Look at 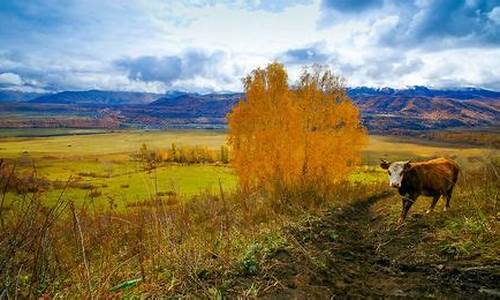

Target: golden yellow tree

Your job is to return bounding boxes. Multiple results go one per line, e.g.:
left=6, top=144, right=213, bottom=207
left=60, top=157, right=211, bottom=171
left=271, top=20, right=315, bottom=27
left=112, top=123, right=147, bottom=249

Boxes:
left=228, top=63, right=367, bottom=194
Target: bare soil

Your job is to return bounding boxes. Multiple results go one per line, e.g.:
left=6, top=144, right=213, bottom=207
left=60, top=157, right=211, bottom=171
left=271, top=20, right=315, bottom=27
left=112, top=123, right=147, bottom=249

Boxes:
left=229, top=192, right=500, bottom=298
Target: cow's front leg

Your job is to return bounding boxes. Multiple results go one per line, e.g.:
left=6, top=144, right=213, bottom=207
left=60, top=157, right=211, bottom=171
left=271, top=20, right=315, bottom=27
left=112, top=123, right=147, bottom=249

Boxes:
left=398, top=196, right=415, bottom=225
left=426, top=195, right=440, bottom=214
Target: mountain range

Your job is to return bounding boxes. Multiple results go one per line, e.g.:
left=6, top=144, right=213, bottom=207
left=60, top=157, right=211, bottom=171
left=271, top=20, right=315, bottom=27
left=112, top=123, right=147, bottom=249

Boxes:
left=0, top=90, right=46, bottom=102
left=30, top=90, right=162, bottom=105
left=0, top=86, right=498, bottom=132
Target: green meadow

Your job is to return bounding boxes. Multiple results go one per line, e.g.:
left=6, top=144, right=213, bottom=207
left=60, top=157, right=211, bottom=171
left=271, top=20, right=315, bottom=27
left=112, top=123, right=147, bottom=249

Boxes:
left=0, top=128, right=496, bottom=208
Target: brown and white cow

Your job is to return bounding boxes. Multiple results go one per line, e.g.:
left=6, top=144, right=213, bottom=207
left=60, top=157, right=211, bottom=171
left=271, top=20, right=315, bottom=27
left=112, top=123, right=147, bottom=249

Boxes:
left=380, top=157, right=460, bottom=224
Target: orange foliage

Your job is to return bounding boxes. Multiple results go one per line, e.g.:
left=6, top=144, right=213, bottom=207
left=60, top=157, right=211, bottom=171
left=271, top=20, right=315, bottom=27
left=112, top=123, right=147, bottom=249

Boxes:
left=228, top=63, right=367, bottom=193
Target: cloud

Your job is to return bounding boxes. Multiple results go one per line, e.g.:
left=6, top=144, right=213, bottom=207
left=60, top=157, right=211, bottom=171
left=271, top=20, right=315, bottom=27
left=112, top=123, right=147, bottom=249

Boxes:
left=363, top=57, right=423, bottom=87
left=321, top=0, right=500, bottom=48
left=0, top=69, right=48, bottom=92
left=323, top=49, right=426, bottom=88
left=115, top=56, right=182, bottom=84
left=0, top=0, right=499, bottom=92
left=114, top=49, right=243, bottom=92
left=391, top=0, right=500, bottom=47
left=321, top=0, right=383, bottom=13
left=174, top=0, right=313, bottom=13
left=240, top=0, right=313, bottom=13
left=278, top=43, right=331, bottom=65
left=490, top=6, right=500, bottom=24
left=0, top=72, right=23, bottom=87
left=318, top=0, right=385, bottom=27
left=364, top=55, right=423, bottom=79
left=276, top=44, right=427, bottom=89
left=0, top=50, right=168, bottom=93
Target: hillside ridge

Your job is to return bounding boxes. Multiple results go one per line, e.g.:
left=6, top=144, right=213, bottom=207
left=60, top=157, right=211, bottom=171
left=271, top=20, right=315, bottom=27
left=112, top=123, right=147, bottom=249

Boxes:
left=0, top=87, right=498, bottom=131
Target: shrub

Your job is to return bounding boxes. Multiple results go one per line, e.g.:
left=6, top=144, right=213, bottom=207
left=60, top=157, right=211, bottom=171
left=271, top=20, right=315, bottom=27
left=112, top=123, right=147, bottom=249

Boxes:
left=239, top=243, right=263, bottom=276
left=228, top=63, right=367, bottom=194
left=89, top=188, right=102, bottom=198
left=131, top=143, right=230, bottom=165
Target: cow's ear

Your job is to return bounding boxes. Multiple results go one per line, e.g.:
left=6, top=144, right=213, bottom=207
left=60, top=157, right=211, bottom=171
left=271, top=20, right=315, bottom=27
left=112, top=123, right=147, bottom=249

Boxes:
left=380, top=159, right=391, bottom=170
left=403, top=160, right=412, bottom=170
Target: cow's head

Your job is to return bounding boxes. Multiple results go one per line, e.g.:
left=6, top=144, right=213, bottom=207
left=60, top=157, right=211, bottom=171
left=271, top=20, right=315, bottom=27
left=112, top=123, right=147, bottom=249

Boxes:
left=380, top=159, right=411, bottom=188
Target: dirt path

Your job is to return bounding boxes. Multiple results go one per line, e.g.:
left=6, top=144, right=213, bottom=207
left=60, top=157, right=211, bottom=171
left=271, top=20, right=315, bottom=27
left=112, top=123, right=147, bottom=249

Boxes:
left=230, top=192, right=500, bottom=298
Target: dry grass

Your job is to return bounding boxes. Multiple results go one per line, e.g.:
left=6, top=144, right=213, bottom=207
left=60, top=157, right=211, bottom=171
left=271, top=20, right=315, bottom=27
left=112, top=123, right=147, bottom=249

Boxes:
left=0, top=159, right=386, bottom=298
left=0, top=131, right=497, bottom=298
left=378, top=155, right=499, bottom=264
left=417, top=129, right=500, bottom=148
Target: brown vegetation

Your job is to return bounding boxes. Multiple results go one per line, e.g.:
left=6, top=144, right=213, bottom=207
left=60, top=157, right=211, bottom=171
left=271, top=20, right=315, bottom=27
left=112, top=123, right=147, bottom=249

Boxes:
left=0, top=156, right=497, bottom=298
left=228, top=63, right=367, bottom=194
left=0, top=159, right=384, bottom=298
left=227, top=159, right=499, bottom=297
left=417, top=129, right=500, bottom=148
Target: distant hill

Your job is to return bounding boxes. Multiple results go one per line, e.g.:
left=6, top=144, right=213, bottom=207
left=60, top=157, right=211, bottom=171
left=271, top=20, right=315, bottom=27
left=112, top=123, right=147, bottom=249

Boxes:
left=30, top=90, right=164, bottom=106
left=149, top=92, right=244, bottom=117
left=148, top=87, right=499, bottom=129
left=0, top=90, right=46, bottom=102
left=348, top=87, right=500, bottom=131
left=1, top=87, right=498, bottom=131
left=348, top=86, right=500, bottom=99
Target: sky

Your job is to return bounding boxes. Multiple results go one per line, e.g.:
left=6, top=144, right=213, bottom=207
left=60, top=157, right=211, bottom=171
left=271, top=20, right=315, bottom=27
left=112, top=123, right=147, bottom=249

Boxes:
left=0, top=0, right=499, bottom=93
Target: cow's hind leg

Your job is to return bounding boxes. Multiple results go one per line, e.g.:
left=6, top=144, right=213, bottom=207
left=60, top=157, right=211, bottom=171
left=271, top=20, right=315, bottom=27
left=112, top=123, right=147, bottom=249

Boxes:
left=445, top=169, right=459, bottom=212
left=426, top=195, right=440, bottom=214
left=444, top=187, right=454, bottom=212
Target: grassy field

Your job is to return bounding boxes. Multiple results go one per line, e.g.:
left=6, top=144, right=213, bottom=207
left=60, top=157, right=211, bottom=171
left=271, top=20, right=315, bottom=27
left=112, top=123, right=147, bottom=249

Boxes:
left=0, top=128, right=496, bottom=208
left=1, top=128, right=493, bottom=160
left=0, top=128, right=498, bottom=298
left=0, top=129, right=227, bottom=158
left=0, top=129, right=234, bottom=207
left=0, top=128, right=109, bottom=138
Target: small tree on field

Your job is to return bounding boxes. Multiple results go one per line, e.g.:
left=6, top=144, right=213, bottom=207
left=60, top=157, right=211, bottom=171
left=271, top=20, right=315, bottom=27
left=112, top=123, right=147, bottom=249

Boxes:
left=227, top=63, right=367, bottom=194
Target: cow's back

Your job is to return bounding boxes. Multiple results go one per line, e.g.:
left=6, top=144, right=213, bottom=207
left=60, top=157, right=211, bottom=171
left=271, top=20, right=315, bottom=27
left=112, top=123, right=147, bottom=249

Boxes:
left=411, top=158, right=459, bottom=194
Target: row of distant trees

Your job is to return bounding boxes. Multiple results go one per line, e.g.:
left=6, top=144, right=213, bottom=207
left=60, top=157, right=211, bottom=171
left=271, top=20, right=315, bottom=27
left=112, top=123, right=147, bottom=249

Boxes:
left=131, top=143, right=230, bottom=171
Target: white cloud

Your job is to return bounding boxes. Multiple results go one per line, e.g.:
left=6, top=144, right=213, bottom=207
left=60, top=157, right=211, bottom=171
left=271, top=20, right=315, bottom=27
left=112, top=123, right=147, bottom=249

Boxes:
left=0, top=72, right=23, bottom=85
left=489, top=7, right=500, bottom=24
left=0, top=0, right=499, bottom=92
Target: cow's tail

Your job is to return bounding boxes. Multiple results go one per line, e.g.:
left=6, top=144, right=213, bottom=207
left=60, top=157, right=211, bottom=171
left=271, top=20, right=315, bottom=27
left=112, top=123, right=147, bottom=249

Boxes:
left=452, top=163, right=460, bottom=185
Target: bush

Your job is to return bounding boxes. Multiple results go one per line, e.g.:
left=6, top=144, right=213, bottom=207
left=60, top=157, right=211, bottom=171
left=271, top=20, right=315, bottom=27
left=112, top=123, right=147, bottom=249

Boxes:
left=239, top=243, right=262, bottom=276
left=131, top=143, right=230, bottom=166
left=228, top=63, right=367, bottom=194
